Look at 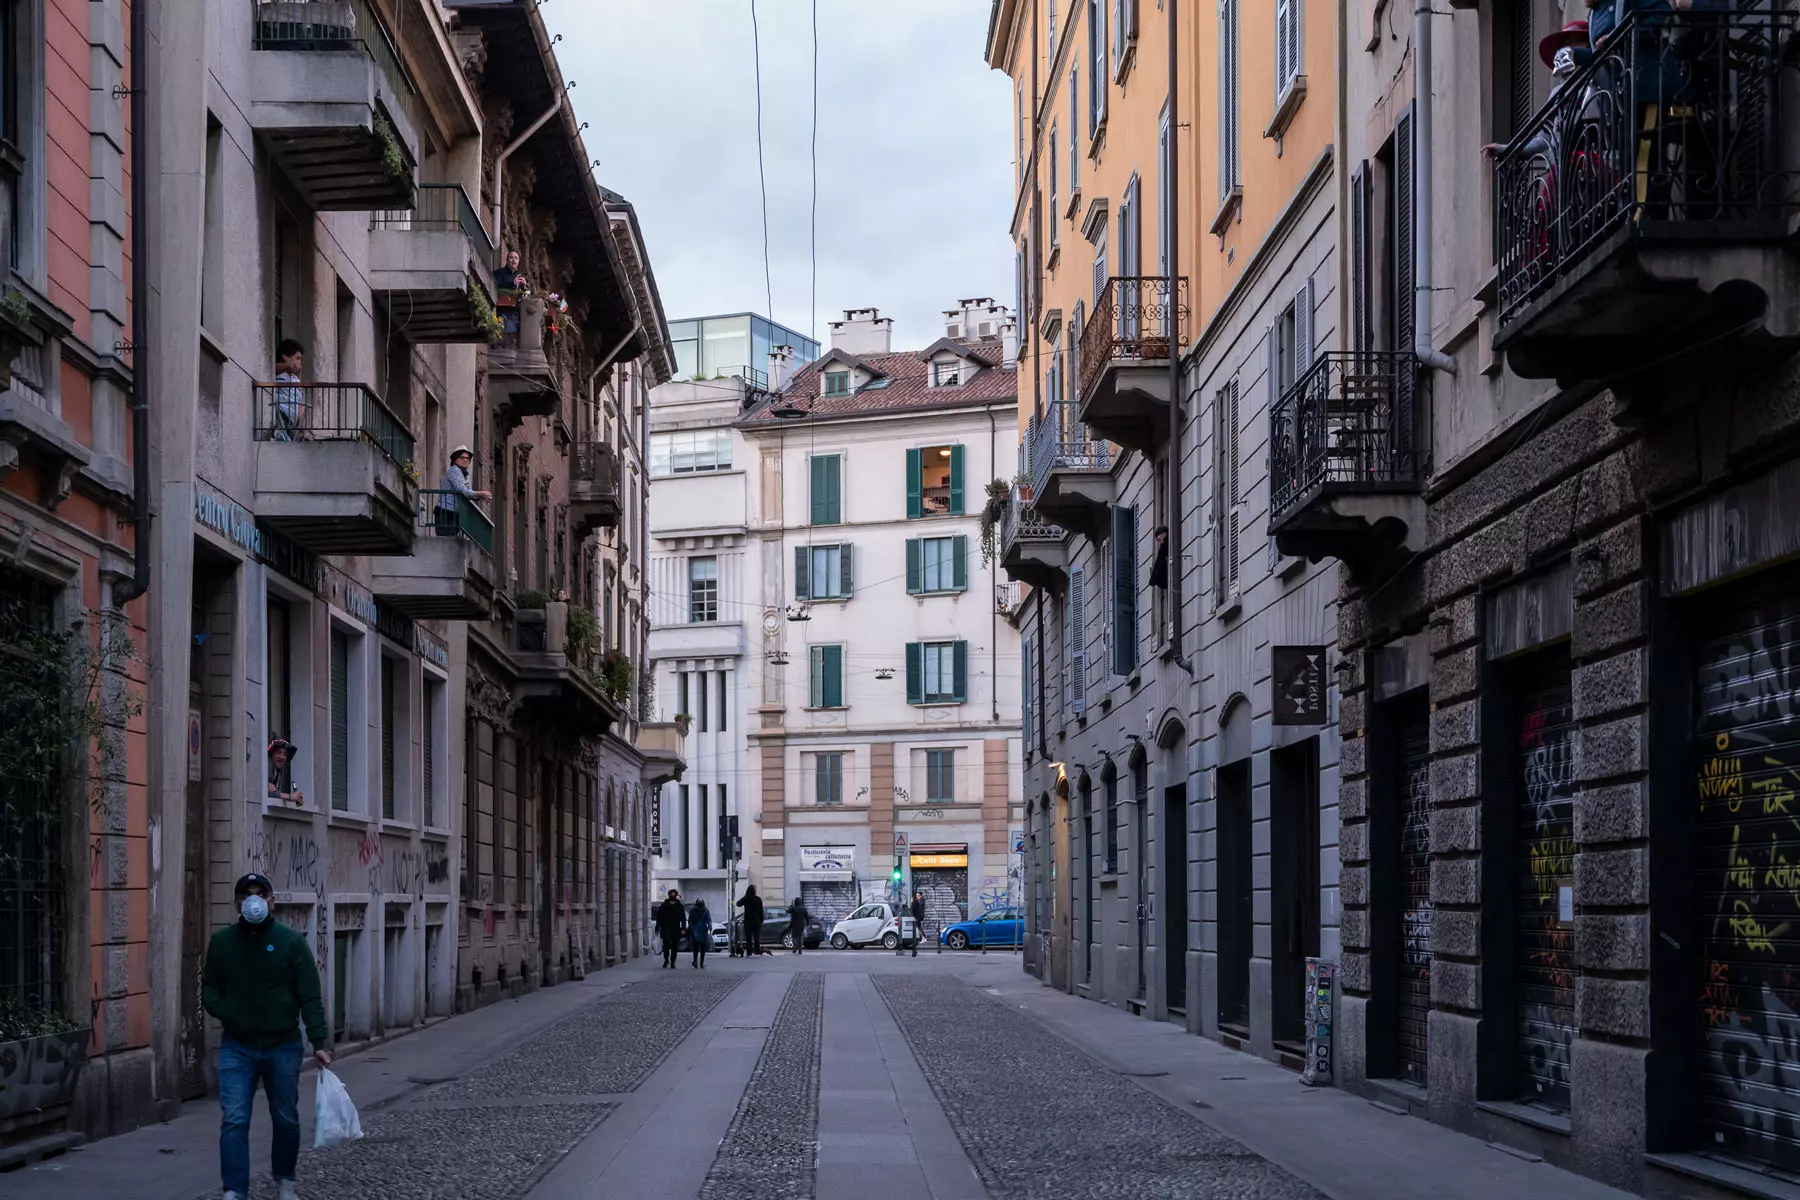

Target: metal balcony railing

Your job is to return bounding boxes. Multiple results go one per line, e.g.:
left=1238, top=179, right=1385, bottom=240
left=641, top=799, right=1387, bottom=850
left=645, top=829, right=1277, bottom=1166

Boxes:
left=372, top=183, right=494, bottom=254
left=999, top=484, right=1065, bottom=553
left=250, top=0, right=422, bottom=132
left=416, top=490, right=494, bottom=555
left=1494, top=8, right=1797, bottom=328
left=1269, top=352, right=1425, bottom=524
left=1028, top=400, right=1110, bottom=500
left=1078, top=275, right=1189, bottom=399
left=253, top=381, right=415, bottom=471
left=571, top=442, right=620, bottom=501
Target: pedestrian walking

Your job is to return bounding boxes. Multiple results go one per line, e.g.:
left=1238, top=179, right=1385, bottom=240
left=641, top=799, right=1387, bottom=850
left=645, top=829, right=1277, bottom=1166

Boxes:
left=203, top=872, right=331, bottom=1200
left=736, top=885, right=765, bottom=957
left=910, top=890, right=926, bottom=958
left=655, top=889, right=685, bottom=968
left=689, top=899, right=713, bottom=969
left=786, top=895, right=809, bottom=954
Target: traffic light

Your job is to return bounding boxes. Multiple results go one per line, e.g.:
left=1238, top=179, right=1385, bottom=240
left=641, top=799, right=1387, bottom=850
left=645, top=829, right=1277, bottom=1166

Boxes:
left=891, top=863, right=904, bottom=887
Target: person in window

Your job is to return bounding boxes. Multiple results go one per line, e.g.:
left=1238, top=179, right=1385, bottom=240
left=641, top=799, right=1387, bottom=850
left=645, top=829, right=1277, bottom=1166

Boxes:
left=270, top=339, right=307, bottom=442
left=1147, top=526, right=1170, bottom=589
left=437, top=446, right=491, bottom=536
left=266, top=737, right=303, bottom=806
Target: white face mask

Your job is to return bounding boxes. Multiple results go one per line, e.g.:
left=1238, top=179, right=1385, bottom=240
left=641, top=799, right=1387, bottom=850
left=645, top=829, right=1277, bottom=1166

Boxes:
left=240, top=894, right=271, bottom=924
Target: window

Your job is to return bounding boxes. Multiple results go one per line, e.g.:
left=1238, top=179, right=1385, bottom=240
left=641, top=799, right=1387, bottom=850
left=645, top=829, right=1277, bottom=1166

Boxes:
left=202, top=119, right=224, bottom=335
left=1213, top=380, right=1241, bottom=601
left=906, top=535, right=968, bottom=594
left=1092, top=223, right=1108, bottom=306
left=380, top=654, right=398, bottom=820
left=695, top=668, right=708, bottom=732
left=1110, top=505, right=1137, bottom=674
left=1086, top=0, right=1107, bottom=135
left=796, top=543, right=853, bottom=600
left=815, top=752, right=845, bottom=805
left=1219, top=0, right=1242, bottom=198
left=1349, top=163, right=1372, bottom=353
left=907, top=640, right=968, bottom=705
left=330, top=628, right=353, bottom=812
left=907, top=444, right=964, bottom=518
left=809, top=644, right=844, bottom=708
left=931, top=359, right=963, bottom=388
left=267, top=596, right=293, bottom=750
left=1158, top=104, right=1172, bottom=278
left=1271, top=277, right=1314, bottom=406
left=1022, top=633, right=1036, bottom=749
left=1105, top=769, right=1121, bottom=872
left=1016, top=82, right=1025, bottom=183
left=688, top=557, right=718, bottom=622
left=1068, top=69, right=1080, bottom=193
left=649, top=429, right=731, bottom=476
left=670, top=320, right=699, bottom=378
left=926, top=749, right=955, bottom=803
left=810, top=453, right=842, bottom=525
left=677, top=669, right=689, bottom=721
left=823, top=370, right=850, bottom=396
left=1112, top=0, right=1136, bottom=79
left=1067, top=568, right=1087, bottom=715
left=424, top=676, right=444, bottom=827
left=1276, top=0, right=1302, bottom=97
left=1049, top=0, right=1058, bottom=50
left=716, top=671, right=728, bottom=733
left=1049, top=126, right=1060, bottom=244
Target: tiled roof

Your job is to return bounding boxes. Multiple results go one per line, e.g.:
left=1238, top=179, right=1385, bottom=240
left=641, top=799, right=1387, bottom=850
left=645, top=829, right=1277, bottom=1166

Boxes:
left=741, top=339, right=1017, bottom=424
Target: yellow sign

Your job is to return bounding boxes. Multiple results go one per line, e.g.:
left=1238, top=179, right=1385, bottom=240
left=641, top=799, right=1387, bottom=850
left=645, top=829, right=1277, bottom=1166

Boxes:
left=909, top=853, right=968, bottom=868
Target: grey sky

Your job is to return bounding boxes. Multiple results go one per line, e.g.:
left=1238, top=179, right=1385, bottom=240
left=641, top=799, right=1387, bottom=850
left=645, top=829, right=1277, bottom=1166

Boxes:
left=541, top=1, right=1015, bottom=351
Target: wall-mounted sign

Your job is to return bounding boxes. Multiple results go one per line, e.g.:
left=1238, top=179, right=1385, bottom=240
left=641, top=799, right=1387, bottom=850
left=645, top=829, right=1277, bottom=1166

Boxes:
left=1273, top=645, right=1329, bottom=726
left=909, top=853, right=967, bottom=868
left=799, top=846, right=854, bottom=877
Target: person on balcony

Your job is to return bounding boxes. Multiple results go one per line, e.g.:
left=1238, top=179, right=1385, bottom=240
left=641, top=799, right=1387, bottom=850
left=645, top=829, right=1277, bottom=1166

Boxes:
left=437, top=446, right=491, bottom=535
left=493, top=250, right=531, bottom=337
left=270, top=338, right=307, bottom=442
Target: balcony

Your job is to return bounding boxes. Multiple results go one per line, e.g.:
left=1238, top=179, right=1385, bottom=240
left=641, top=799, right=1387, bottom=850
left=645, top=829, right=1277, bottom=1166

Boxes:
left=569, top=442, right=622, bottom=537
left=370, top=491, right=495, bottom=620
left=1493, top=9, right=1800, bottom=407
left=637, top=721, right=687, bottom=788
left=511, top=600, right=623, bottom=737
left=249, top=0, right=420, bottom=211
left=488, top=295, right=563, bottom=430
left=252, top=382, right=416, bottom=554
left=369, top=185, right=497, bottom=343
left=998, top=484, right=1067, bottom=590
left=1028, top=401, right=1113, bottom=535
left=1268, top=352, right=1425, bottom=575
left=1077, top=276, right=1189, bottom=451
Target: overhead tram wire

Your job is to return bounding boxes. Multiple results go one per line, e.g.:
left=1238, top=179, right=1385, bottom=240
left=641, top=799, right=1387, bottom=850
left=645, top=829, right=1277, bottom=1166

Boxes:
left=750, top=0, right=774, bottom=322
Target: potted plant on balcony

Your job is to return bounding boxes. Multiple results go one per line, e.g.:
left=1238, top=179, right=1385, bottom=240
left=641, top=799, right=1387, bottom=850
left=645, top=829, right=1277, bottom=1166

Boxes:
left=672, top=712, right=692, bottom=737
left=0, top=288, right=45, bottom=391
left=373, top=113, right=409, bottom=190
left=979, top=478, right=1010, bottom=567
left=596, top=649, right=633, bottom=706
left=469, top=285, right=504, bottom=343
left=514, top=589, right=547, bottom=611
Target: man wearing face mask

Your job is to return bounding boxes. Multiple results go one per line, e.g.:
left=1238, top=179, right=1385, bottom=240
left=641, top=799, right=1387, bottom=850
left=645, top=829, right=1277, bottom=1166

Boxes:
left=202, top=873, right=331, bottom=1200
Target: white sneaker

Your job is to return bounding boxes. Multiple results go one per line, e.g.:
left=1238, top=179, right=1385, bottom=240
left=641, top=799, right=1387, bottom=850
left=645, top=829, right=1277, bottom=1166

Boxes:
left=222, top=1193, right=241, bottom=1200
left=278, top=1182, right=301, bottom=1200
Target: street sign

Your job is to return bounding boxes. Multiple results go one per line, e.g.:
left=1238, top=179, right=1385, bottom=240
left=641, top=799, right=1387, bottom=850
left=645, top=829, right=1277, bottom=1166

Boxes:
left=893, top=831, right=909, bottom=850
left=1273, top=645, right=1329, bottom=726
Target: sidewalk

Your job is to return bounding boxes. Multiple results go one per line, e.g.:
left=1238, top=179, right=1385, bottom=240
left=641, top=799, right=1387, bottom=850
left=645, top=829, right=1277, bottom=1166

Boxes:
left=5, top=960, right=660, bottom=1200
left=984, top=970, right=1636, bottom=1200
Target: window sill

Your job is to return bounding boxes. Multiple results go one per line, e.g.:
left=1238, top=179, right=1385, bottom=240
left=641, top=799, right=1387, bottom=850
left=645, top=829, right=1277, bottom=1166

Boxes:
left=1214, top=592, right=1242, bottom=621
left=800, top=705, right=848, bottom=713
left=1113, top=42, right=1136, bottom=86
left=1046, top=241, right=1061, bottom=273
left=328, top=810, right=373, bottom=827
left=1087, top=118, right=1108, bottom=161
left=1277, top=553, right=1307, bottom=581
left=1647, top=1153, right=1800, bottom=1200
left=1263, top=76, right=1308, bottom=143
left=802, top=595, right=851, bottom=605
left=1064, top=186, right=1083, bottom=223
left=265, top=799, right=317, bottom=819
left=909, top=588, right=968, bottom=599
left=199, top=325, right=228, bottom=363
left=911, top=700, right=964, bottom=709
left=1209, top=188, right=1244, bottom=238
left=1476, top=1099, right=1572, bottom=1137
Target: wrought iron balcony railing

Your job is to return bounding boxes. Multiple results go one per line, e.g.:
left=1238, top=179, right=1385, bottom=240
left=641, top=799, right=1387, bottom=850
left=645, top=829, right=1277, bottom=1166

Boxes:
left=252, top=381, right=415, bottom=472
left=1269, top=352, right=1425, bottom=524
left=416, top=490, right=494, bottom=555
left=372, top=183, right=494, bottom=254
left=1494, top=8, right=1797, bottom=330
left=1028, top=400, right=1110, bottom=500
left=1078, top=275, right=1189, bottom=399
left=999, top=483, right=1065, bottom=552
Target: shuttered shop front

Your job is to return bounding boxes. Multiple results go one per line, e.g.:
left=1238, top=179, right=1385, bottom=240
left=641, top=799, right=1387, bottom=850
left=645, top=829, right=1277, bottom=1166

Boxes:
left=1397, top=708, right=1432, bottom=1086
left=1694, top=580, right=1800, bottom=1172
left=1516, top=680, right=1577, bottom=1112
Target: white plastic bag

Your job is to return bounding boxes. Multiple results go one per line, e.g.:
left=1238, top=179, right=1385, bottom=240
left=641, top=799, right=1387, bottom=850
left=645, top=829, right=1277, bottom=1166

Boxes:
left=313, top=1068, right=363, bottom=1149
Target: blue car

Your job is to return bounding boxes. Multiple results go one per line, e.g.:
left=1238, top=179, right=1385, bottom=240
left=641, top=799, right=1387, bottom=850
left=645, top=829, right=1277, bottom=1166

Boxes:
left=939, top=906, right=1024, bottom=950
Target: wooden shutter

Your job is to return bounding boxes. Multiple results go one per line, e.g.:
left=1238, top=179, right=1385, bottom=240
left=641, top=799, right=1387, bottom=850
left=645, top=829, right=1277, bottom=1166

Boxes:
left=840, top=543, right=854, bottom=596
left=952, top=534, right=968, bottom=591
left=1096, top=0, right=1109, bottom=123
left=1395, top=108, right=1416, bottom=357
left=1295, top=277, right=1314, bottom=377
left=1022, top=635, right=1035, bottom=746
left=1068, top=567, right=1087, bottom=714
left=1350, top=163, right=1371, bottom=353
left=330, top=629, right=350, bottom=810
left=1507, top=0, right=1535, bottom=140
left=1069, top=69, right=1079, bottom=188
left=823, top=645, right=842, bottom=708
left=953, top=641, right=968, bottom=703
left=1087, top=0, right=1099, bottom=135
left=906, top=641, right=923, bottom=704
left=906, top=447, right=923, bottom=518
left=810, top=455, right=831, bottom=525
left=1277, top=0, right=1293, bottom=92
left=795, top=545, right=811, bottom=600
left=1112, top=505, right=1137, bottom=675
left=948, top=444, right=965, bottom=514
left=1267, top=321, right=1281, bottom=410
left=906, top=538, right=923, bottom=594
left=1228, top=381, right=1242, bottom=593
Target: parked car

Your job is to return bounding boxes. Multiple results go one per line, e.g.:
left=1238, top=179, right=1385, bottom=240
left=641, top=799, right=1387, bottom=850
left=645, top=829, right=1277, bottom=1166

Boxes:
left=732, top=913, right=825, bottom=951
left=939, top=906, right=1024, bottom=950
left=829, top=901, right=901, bottom=950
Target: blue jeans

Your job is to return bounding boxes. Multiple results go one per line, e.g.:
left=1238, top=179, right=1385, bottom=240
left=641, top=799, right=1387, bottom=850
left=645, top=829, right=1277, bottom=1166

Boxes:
left=218, top=1036, right=303, bottom=1193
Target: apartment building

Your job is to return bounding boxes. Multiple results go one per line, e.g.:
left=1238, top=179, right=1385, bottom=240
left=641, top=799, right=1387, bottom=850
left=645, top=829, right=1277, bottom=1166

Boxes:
left=988, top=0, right=1344, bottom=1070
left=737, top=306, right=1025, bottom=934
left=645, top=314, right=817, bottom=916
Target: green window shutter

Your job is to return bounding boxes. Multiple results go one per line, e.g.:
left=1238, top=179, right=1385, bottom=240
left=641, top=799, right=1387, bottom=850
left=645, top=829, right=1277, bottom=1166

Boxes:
left=905, top=538, right=922, bottom=594
left=953, top=641, right=969, bottom=703
left=906, top=447, right=923, bottom=519
left=952, top=534, right=968, bottom=591
left=808, top=646, right=823, bottom=707
left=948, top=444, right=965, bottom=514
left=823, top=644, right=843, bottom=708
left=1112, top=505, right=1138, bottom=675
left=905, top=642, right=923, bottom=704
left=330, top=629, right=350, bottom=811
left=812, top=455, right=841, bottom=525
left=795, top=545, right=811, bottom=600
left=840, top=543, right=854, bottom=596
left=826, top=455, right=842, bottom=523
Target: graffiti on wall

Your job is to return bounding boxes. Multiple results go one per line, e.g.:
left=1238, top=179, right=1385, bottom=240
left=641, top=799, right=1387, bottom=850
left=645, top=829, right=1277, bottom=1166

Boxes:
left=1517, top=696, right=1576, bottom=1109
left=0, top=1029, right=86, bottom=1112
left=248, top=826, right=322, bottom=893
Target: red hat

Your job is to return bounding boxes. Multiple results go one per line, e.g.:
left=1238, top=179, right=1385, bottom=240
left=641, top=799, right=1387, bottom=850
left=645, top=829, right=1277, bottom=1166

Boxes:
left=1540, top=20, right=1589, bottom=67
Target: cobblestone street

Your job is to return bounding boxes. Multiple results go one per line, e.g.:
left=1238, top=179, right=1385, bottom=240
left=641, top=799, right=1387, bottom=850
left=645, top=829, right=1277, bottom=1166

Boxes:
left=9, top=952, right=1639, bottom=1200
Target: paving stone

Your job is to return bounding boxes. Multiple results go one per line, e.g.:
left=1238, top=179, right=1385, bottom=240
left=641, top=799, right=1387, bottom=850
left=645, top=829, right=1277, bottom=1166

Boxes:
left=874, top=974, right=1323, bottom=1200
left=699, top=972, right=823, bottom=1200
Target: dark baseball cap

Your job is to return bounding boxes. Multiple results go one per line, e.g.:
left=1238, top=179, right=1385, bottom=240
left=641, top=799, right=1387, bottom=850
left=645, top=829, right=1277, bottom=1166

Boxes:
left=235, top=872, right=274, bottom=899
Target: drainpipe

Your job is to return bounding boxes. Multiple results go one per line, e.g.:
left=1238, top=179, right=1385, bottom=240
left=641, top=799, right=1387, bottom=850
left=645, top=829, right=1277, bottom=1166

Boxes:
left=1165, top=0, right=1192, bottom=672
left=115, top=0, right=151, bottom=606
left=490, top=94, right=565, bottom=247
left=586, top=322, right=642, bottom=445
left=1413, top=0, right=1457, bottom=375
left=987, top=404, right=1000, bottom=723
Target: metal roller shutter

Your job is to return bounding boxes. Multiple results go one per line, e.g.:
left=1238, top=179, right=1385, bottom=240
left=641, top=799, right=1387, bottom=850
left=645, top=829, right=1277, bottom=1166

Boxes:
left=801, top=880, right=857, bottom=933
left=1517, top=681, right=1577, bottom=1111
left=1695, top=587, right=1800, bottom=1172
left=911, top=867, right=968, bottom=934
left=1398, top=709, right=1432, bottom=1086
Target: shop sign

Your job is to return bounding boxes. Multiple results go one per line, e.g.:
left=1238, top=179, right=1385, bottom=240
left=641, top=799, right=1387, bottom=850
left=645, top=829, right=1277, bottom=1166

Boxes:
left=1273, top=645, right=1328, bottom=726
left=799, top=846, right=854, bottom=877
left=909, top=853, right=967, bottom=868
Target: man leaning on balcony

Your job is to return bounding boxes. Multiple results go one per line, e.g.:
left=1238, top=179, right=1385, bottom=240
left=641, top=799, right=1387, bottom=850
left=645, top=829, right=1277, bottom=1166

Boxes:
left=271, top=338, right=308, bottom=442
left=438, top=446, right=491, bottom=535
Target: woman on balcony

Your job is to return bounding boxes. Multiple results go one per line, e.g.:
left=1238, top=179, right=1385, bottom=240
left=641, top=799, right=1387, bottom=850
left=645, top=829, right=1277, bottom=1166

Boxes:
left=437, top=446, right=491, bottom=536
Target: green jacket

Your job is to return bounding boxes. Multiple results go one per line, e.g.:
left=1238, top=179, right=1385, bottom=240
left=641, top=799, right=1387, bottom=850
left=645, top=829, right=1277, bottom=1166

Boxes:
left=202, top=918, right=328, bottom=1051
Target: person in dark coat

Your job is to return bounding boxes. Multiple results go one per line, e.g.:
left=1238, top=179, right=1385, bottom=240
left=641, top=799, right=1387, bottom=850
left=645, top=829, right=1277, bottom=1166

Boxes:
left=786, top=896, right=809, bottom=954
left=909, top=890, right=927, bottom=958
left=655, top=889, right=685, bottom=968
left=688, top=899, right=713, bottom=969
left=736, top=886, right=765, bottom=957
